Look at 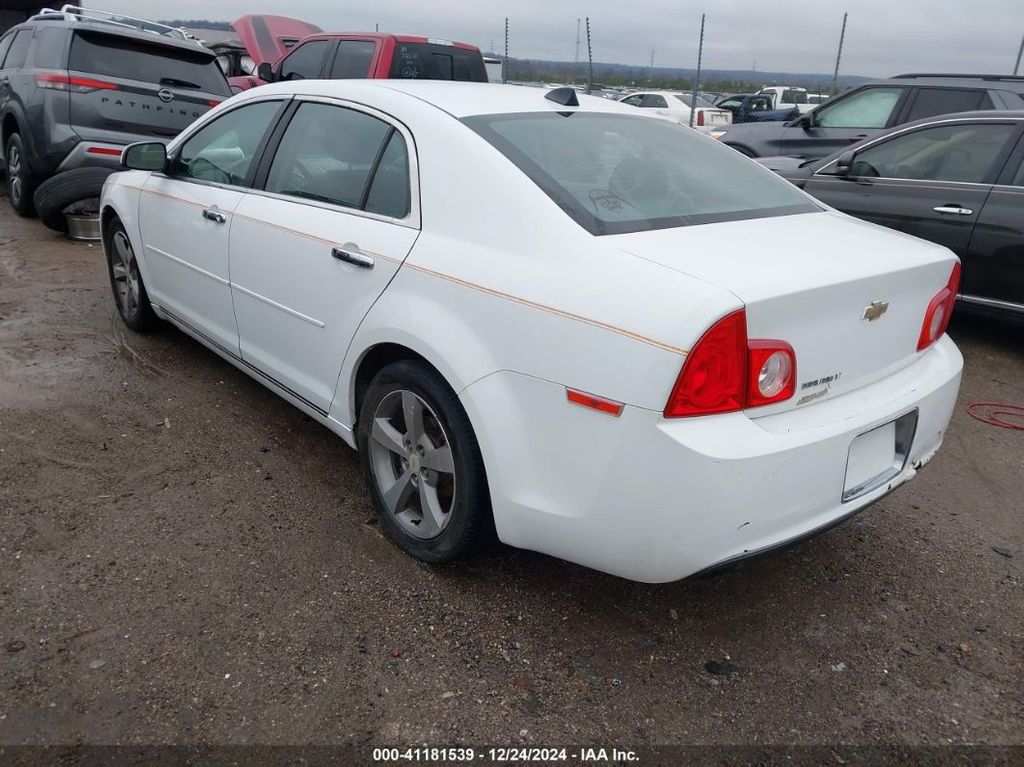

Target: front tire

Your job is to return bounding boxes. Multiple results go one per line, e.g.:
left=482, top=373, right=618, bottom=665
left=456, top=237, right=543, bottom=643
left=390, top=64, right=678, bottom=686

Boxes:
left=5, top=133, right=41, bottom=216
left=104, top=217, right=158, bottom=333
left=357, top=360, right=492, bottom=564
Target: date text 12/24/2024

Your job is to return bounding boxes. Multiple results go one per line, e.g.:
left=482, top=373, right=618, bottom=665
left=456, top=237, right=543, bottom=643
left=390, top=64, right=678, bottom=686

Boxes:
left=372, top=747, right=640, bottom=762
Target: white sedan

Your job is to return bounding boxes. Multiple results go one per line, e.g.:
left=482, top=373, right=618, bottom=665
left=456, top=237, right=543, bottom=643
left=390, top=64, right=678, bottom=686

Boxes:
left=619, top=90, right=733, bottom=133
left=100, top=81, right=962, bottom=583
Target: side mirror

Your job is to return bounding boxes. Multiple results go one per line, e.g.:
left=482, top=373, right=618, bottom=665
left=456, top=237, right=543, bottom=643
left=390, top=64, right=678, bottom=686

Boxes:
left=835, top=150, right=855, bottom=176
left=257, top=62, right=274, bottom=82
left=121, top=141, right=167, bottom=172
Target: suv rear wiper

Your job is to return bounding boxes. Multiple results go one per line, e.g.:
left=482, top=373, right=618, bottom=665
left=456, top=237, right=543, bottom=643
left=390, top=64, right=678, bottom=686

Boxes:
left=159, top=77, right=202, bottom=90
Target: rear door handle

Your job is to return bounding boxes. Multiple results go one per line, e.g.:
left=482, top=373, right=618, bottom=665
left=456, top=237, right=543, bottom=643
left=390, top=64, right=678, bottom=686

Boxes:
left=332, top=247, right=374, bottom=269
left=202, top=207, right=226, bottom=224
left=933, top=205, right=974, bottom=216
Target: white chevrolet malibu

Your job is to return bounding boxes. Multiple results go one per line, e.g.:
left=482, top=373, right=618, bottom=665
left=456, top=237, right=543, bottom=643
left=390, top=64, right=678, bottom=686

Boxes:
left=100, top=81, right=963, bottom=583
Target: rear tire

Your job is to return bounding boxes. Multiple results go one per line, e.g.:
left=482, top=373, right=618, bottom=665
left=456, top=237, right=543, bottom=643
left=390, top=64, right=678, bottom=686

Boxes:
left=34, top=167, right=115, bottom=233
left=5, top=133, right=41, bottom=217
left=357, top=360, right=492, bottom=564
left=104, top=216, right=158, bottom=333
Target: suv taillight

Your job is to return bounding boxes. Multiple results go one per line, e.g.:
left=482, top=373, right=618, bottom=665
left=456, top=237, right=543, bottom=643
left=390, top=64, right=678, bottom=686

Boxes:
left=917, top=261, right=961, bottom=351
left=697, top=110, right=706, bottom=127
left=36, top=73, right=117, bottom=93
left=664, top=309, right=797, bottom=418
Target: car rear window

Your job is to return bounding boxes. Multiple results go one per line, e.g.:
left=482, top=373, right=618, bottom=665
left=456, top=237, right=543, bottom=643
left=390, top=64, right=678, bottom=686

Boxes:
left=69, top=31, right=230, bottom=95
left=389, top=42, right=487, bottom=82
left=464, top=112, right=820, bottom=236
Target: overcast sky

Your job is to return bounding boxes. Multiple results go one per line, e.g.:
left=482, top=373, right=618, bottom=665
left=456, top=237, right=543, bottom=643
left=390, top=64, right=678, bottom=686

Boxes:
left=105, top=0, right=1023, bottom=77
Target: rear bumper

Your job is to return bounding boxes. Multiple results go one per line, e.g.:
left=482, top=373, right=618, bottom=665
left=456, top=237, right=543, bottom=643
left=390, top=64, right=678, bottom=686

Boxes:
left=461, top=335, right=963, bottom=583
left=56, top=141, right=125, bottom=172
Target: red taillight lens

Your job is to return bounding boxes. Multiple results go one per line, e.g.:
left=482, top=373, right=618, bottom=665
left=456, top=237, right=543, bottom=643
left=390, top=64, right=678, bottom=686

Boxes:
left=36, top=73, right=118, bottom=92
left=664, top=310, right=747, bottom=417
left=747, top=341, right=796, bottom=407
left=697, top=110, right=706, bottom=127
left=917, top=261, right=961, bottom=351
left=665, top=310, right=797, bottom=418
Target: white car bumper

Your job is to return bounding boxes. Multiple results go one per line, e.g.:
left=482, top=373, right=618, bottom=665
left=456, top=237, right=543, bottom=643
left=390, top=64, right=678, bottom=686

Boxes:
left=461, top=335, right=963, bottom=583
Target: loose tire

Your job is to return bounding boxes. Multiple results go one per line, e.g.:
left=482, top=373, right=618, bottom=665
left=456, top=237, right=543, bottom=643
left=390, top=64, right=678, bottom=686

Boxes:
left=357, top=360, right=492, bottom=564
left=34, top=167, right=114, bottom=233
left=104, top=217, right=158, bottom=333
left=5, top=133, right=41, bottom=216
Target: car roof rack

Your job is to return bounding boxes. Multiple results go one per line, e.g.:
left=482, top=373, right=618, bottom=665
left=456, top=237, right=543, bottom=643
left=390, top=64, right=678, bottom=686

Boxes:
left=894, top=73, right=1024, bottom=82
left=31, top=5, right=206, bottom=46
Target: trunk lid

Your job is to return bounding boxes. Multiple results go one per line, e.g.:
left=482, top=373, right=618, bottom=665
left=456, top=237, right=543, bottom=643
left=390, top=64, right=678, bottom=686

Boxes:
left=67, top=29, right=230, bottom=141
left=611, top=210, right=958, bottom=414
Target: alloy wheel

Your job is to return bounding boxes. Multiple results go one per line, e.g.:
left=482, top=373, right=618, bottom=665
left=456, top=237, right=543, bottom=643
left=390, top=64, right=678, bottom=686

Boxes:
left=7, top=144, right=22, bottom=207
left=369, top=389, right=456, bottom=540
left=110, top=231, right=140, bottom=317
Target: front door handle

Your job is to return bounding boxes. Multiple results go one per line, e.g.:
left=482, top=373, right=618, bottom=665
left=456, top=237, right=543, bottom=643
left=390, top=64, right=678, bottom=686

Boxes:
left=332, top=247, right=374, bottom=269
left=933, top=205, right=974, bottom=216
left=202, top=207, right=226, bottom=224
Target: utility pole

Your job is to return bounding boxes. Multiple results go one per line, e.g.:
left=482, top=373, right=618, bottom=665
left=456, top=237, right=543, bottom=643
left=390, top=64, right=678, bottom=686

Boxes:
left=1014, top=34, right=1024, bottom=75
left=585, top=17, right=593, bottom=94
left=688, top=14, right=705, bottom=128
left=503, top=17, right=509, bottom=84
left=574, top=19, right=581, bottom=65
left=831, top=12, right=848, bottom=96
left=648, top=49, right=655, bottom=86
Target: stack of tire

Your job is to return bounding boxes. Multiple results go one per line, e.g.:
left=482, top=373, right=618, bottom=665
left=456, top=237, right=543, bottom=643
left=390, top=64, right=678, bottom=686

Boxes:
left=31, top=168, right=114, bottom=234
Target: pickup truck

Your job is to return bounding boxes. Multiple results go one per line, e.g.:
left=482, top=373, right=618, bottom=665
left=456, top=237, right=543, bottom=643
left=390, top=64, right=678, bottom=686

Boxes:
left=757, top=86, right=814, bottom=114
left=254, top=33, right=488, bottom=84
left=715, top=93, right=798, bottom=123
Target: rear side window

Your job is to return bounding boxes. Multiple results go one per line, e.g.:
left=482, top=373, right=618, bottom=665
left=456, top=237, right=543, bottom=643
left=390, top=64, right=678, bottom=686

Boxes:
left=30, top=28, right=66, bottom=68
left=280, top=40, right=330, bottom=80
left=389, top=42, right=487, bottom=82
left=330, top=40, right=375, bottom=78
left=69, top=32, right=230, bottom=95
left=905, top=88, right=992, bottom=122
left=0, top=33, right=15, bottom=68
left=465, top=112, right=819, bottom=235
left=641, top=94, right=668, bottom=108
left=265, top=103, right=397, bottom=212
left=3, top=30, right=33, bottom=70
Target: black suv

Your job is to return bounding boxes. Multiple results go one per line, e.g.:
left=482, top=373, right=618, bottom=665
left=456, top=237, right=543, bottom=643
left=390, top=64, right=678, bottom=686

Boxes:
left=0, top=7, right=231, bottom=215
left=716, top=74, right=1024, bottom=160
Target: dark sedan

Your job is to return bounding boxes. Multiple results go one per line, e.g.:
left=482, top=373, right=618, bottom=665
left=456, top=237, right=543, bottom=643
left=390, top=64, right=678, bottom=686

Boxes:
left=759, top=111, right=1024, bottom=315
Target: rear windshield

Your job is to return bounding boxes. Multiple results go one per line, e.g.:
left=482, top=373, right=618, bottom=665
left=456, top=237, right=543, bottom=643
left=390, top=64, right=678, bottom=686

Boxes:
left=782, top=90, right=808, bottom=104
left=69, top=31, right=231, bottom=96
left=389, top=42, right=487, bottom=82
left=674, top=94, right=715, bottom=109
left=464, top=112, right=820, bottom=236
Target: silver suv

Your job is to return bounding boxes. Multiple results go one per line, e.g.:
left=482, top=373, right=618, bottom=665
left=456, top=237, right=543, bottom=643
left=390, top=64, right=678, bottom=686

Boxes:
left=0, top=5, right=231, bottom=215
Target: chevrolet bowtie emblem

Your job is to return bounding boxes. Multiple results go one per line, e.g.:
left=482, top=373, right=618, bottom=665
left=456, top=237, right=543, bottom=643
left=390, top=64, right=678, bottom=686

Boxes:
left=862, top=301, right=889, bottom=321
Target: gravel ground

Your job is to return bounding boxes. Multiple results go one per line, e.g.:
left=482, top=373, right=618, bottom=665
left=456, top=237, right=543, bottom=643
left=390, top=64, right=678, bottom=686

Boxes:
left=0, top=185, right=1022, bottom=749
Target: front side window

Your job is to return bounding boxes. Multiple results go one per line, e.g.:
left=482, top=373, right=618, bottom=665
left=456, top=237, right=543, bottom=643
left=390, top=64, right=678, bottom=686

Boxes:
left=905, top=88, right=992, bottom=122
left=279, top=40, right=329, bottom=80
left=621, top=95, right=643, bottom=107
left=465, top=112, right=819, bottom=235
left=850, top=123, right=1017, bottom=183
left=330, top=40, right=375, bottom=78
left=815, top=87, right=903, bottom=129
left=265, top=102, right=407, bottom=215
left=175, top=101, right=282, bottom=185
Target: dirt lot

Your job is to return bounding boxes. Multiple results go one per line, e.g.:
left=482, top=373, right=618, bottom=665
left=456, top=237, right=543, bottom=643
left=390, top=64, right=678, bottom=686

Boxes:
left=1, top=183, right=1022, bottom=749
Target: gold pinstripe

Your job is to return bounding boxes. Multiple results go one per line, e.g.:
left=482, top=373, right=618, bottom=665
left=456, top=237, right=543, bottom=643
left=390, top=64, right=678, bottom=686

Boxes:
left=109, top=182, right=689, bottom=357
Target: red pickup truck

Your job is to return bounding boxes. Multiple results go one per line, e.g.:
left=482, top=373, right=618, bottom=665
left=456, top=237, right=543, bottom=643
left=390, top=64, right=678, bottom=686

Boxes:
left=253, top=33, right=488, bottom=84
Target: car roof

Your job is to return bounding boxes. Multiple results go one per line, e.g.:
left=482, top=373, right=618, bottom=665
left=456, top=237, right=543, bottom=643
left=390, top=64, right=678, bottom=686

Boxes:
left=22, top=17, right=218, bottom=57
left=293, top=33, right=480, bottom=52
left=885, top=74, right=1024, bottom=91
left=247, top=80, right=636, bottom=118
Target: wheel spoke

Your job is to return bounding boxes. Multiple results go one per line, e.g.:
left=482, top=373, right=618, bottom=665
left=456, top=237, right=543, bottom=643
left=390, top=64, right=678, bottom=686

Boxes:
left=381, top=469, right=416, bottom=514
left=420, top=445, right=454, bottom=473
left=402, top=391, right=425, bottom=443
left=417, top=483, right=446, bottom=537
left=371, top=417, right=406, bottom=456
left=111, top=261, right=128, bottom=279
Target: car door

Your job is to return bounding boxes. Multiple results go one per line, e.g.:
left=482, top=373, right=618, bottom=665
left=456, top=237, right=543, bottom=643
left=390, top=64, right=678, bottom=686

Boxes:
left=962, top=131, right=1024, bottom=308
left=803, top=120, right=1020, bottom=264
left=775, top=85, right=908, bottom=158
left=138, top=98, right=287, bottom=353
left=229, top=98, right=420, bottom=413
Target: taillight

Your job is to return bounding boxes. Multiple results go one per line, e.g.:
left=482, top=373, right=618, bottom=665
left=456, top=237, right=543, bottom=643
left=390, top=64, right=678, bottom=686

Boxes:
left=917, top=261, right=961, bottom=351
left=664, top=309, right=797, bottom=418
left=36, top=73, right=118, bottom=93
left=697, top=110, right=706, bottom=127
